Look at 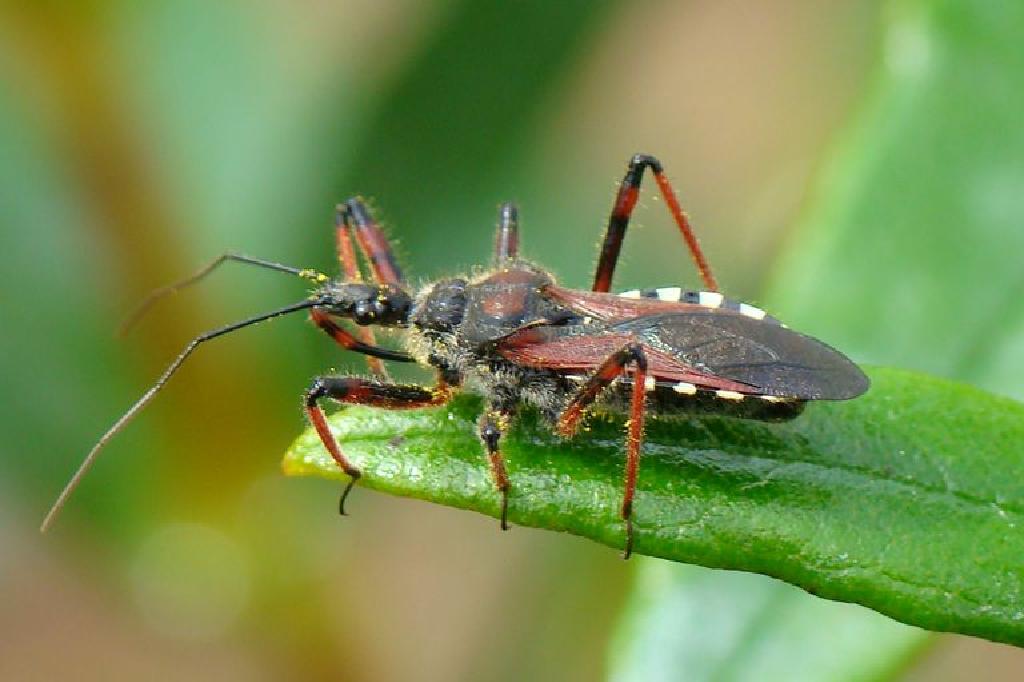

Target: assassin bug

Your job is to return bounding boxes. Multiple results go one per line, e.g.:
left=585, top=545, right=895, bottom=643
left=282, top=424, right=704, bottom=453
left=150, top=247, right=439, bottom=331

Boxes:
left=42, top=153, right=869, bottom=557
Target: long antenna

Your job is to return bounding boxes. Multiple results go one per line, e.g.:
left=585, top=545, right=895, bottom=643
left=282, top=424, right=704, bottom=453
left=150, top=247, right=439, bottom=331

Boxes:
left=118, top=253, right=327, bottom=336
left=41, top=297, right=322, bottom=533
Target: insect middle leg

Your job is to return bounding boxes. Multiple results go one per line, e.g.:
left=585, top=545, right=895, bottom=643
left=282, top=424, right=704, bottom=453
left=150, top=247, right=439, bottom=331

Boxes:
left=304, top=375, right=452, bottom=514
left=592, top=153, right=718, bottom=294
left=557, top=343, right=648, bottom=559
left=478, top=405, right=516, bottom=530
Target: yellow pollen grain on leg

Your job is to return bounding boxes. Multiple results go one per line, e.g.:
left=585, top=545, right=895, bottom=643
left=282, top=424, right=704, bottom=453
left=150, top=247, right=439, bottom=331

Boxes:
left=300, top=269, right=329, bottom=283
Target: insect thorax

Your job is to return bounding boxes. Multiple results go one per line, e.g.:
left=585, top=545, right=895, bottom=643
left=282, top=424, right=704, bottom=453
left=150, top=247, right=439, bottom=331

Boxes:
left=406, top=265, right=578, bottom=412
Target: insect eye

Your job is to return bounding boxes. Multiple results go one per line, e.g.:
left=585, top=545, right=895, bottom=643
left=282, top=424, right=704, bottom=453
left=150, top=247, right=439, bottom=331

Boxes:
left=352, top=300, right=378, bottom=324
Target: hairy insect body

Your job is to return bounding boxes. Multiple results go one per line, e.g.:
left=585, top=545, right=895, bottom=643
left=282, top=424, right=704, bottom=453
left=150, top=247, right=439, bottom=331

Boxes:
left=50, top=154, right=868, bottom=559
left=405, top=264, right=809, bottom=424
left=406, top=264, right=581, bottom=418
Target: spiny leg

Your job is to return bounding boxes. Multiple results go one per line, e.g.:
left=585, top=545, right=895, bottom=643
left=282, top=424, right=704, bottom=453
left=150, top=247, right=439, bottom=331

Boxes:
left=493, top=202, right=520, bottom=265
left=592, top=153, right=718, bottom=294
left=304, top=375, right=452, bottom=514
left=557, top=343, right=648, bottom=559
left=478, top=407, right=515, bottom=530
left=334, top=207, right=366, bottom=283
left=334, top=207, right=387, bottom=377
left=621, top=363, right=647, bottom=559
left=338, top=198, right=405, bottom=287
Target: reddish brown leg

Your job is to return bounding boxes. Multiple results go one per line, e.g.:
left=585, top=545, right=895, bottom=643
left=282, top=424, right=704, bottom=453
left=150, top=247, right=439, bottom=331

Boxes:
left=339, top=198, right=405, bottom=286
left=479, top=407, right=515, bottom=530
left=621, top=367, right=646, bottom=559
left=305, top=375, right=451, bottom=514
left=592, top=154, right=719, bottom=294
left=334, top=208, right=387, bottom=377
left=493, top=202, right=520, bottom=265
left=557, top=343, right=648, bottom=559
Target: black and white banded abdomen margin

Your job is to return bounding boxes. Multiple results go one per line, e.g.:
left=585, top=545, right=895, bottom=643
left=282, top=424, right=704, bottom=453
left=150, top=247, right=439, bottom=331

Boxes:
left=618, top=286, right=783, bottom=326
left=563, top=373, right=806, bottom=422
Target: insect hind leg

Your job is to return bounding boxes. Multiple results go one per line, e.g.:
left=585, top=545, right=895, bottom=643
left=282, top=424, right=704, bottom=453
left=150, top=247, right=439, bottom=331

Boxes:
left=592, top=153, right=718, bottom=294
left=557, top=342, right=648, bottom=559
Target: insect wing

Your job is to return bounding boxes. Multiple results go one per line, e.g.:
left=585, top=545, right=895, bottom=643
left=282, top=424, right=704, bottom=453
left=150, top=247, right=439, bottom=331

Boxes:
left=496, top=327, right=755, bottom=394
left=609, top=312, right=868, bottom=400
left=541, top=286, right=868, bottom=400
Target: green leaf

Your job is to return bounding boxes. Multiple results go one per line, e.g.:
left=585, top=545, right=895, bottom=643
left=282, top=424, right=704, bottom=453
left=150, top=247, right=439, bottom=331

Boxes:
left=284, top=365, right=1024, bottom=646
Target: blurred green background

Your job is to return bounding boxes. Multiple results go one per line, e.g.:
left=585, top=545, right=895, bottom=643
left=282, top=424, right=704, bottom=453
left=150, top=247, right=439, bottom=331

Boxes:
left=2, top=1, right=1022, bottom=680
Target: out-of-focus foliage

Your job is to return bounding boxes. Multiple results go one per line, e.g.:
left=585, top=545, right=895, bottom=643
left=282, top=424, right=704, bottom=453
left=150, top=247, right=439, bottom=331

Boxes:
left=3, top=0, right=1021, bottom=679
left=772, top=2, right=1024, bottom=395
left=610, top=562, right=925, bottom=682
left=613, top=1, right=1024, bottom=680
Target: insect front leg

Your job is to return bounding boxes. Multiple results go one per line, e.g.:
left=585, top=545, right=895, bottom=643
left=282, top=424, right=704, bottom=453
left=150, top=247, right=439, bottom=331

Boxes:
left=337, top=197, right=405, bottom=286
left=310, top=308, right=414, bottom=363
left=304, top=375, right=452, bottom=514
left=557, top=343, right=648, bottom=559
left=333, top=203, right=394, bottom=377
left=478, top=406, right=516, bottom=531
left=592, top=153, right=718, bottom=293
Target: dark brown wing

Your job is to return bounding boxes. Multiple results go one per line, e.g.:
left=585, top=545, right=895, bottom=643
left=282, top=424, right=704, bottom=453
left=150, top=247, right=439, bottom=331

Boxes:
left=609, top=313, right=868, bottom=399
left=542, top=286, right=868, bottom=399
